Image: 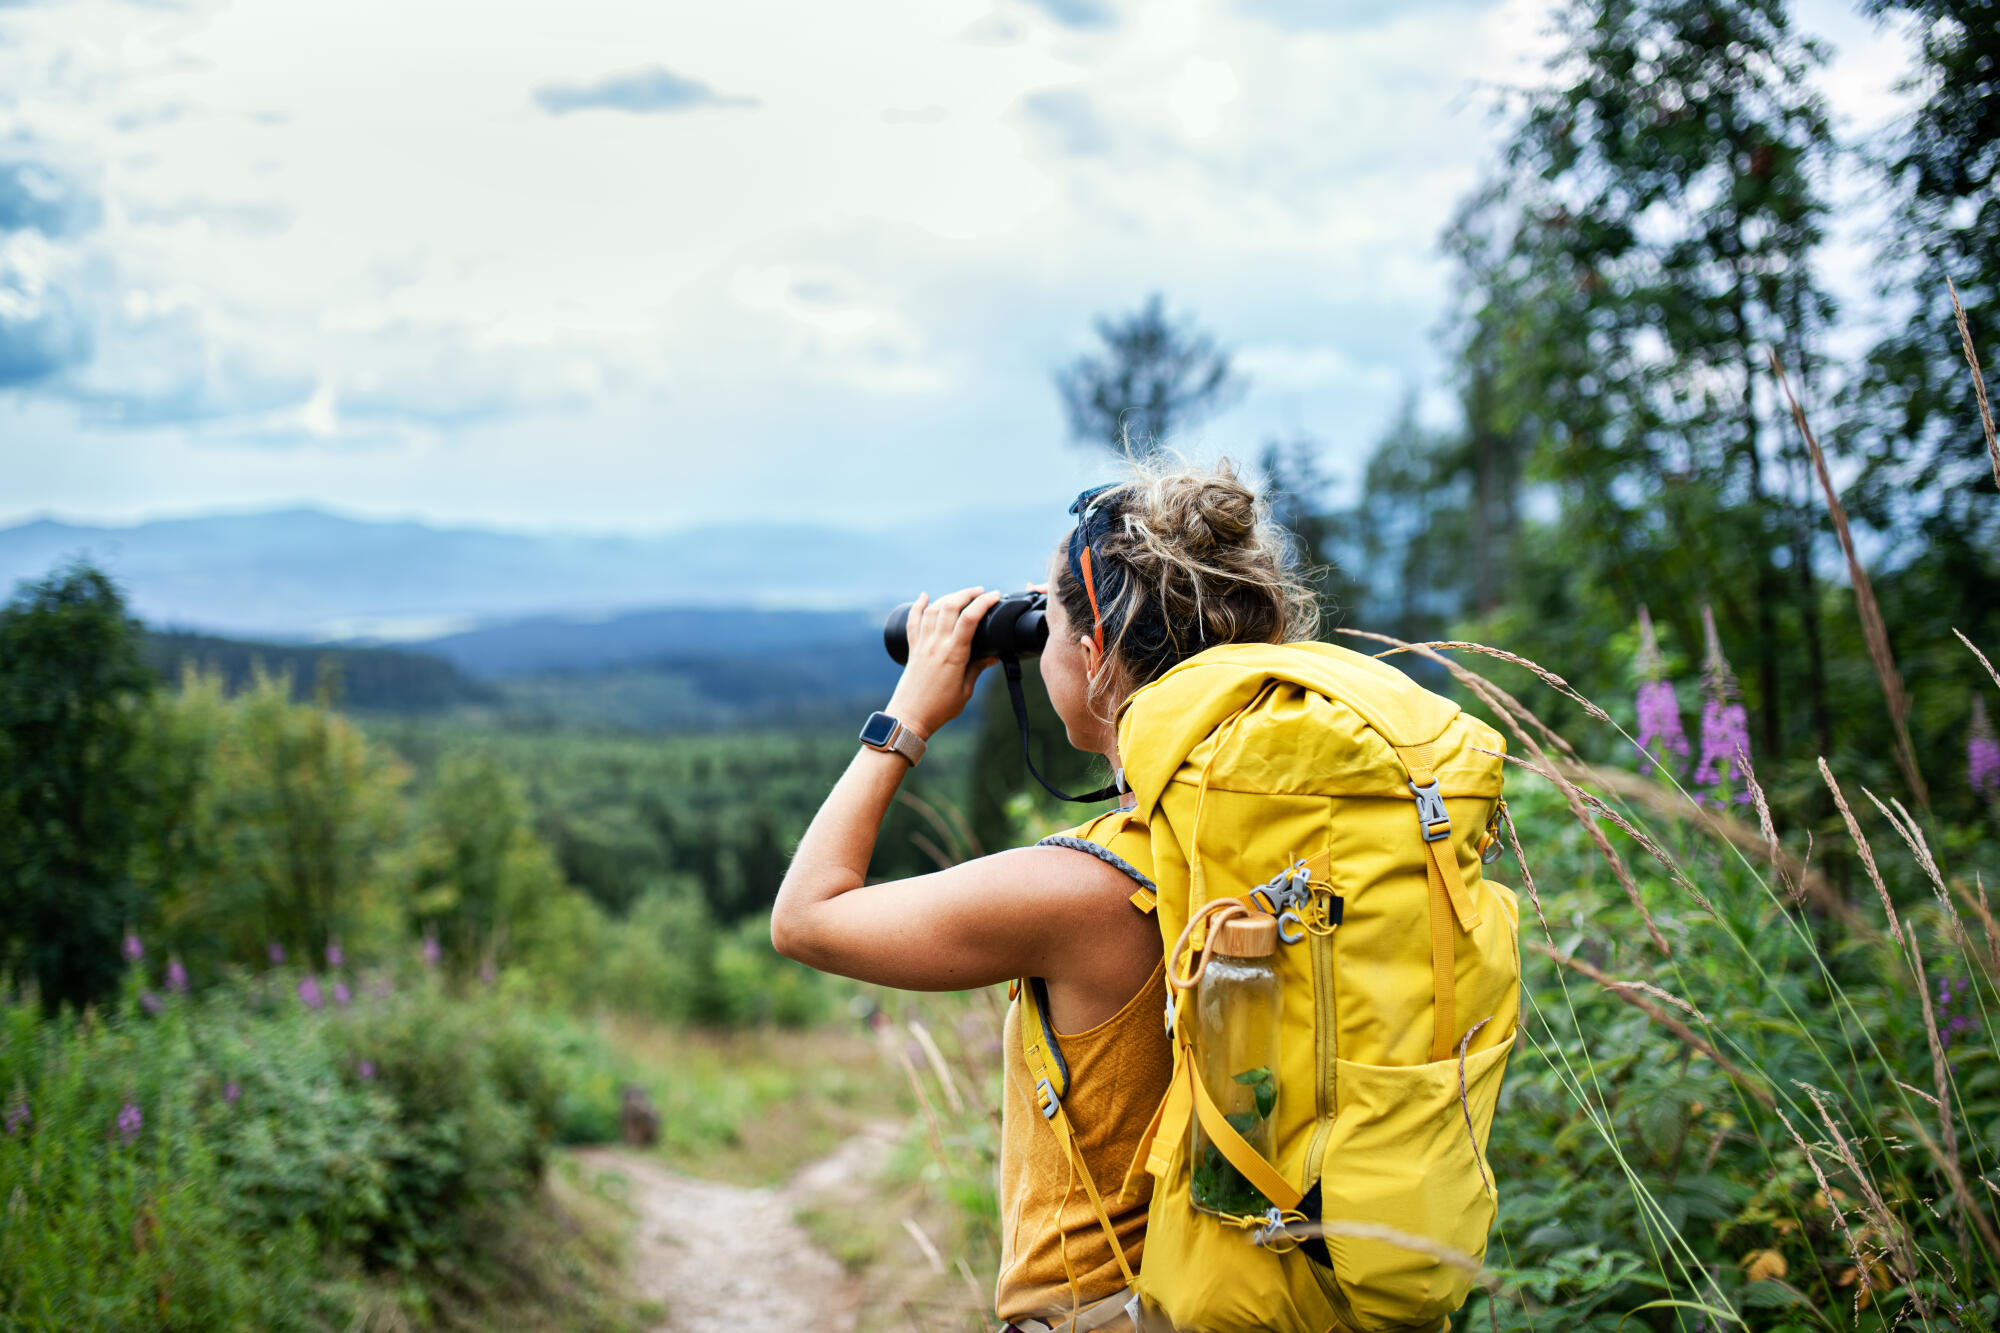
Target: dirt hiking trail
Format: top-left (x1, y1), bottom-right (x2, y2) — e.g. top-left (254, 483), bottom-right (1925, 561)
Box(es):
top-left (573, 1123), bottom-right (901, 1333)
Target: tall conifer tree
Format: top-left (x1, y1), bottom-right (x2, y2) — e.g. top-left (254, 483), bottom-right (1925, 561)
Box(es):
top-left (1449, 0), bottom-right (1838, 762)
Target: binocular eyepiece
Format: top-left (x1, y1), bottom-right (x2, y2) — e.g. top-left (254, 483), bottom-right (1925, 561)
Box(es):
top-left (883, 591), bottom-right (1050, 666)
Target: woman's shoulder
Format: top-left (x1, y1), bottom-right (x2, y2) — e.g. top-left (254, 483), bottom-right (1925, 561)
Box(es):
top-left (1032, 809), bottom-right (1157, 909)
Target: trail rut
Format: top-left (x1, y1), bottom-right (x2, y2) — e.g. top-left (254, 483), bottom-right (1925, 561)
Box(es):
top-left (573, 1125), bottom-right (899, 1333)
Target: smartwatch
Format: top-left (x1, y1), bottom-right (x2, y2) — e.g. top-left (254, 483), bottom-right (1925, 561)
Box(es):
top-left (859, 711), bottom-right (927, 766)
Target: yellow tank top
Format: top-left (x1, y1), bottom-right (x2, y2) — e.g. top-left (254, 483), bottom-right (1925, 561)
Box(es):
top-left (995, 816), bottom-right (1171, 1324)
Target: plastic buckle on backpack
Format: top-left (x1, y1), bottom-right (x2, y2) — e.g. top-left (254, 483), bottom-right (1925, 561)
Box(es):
top-left (1035, 1077), bottom-right (1060, 1120)
top-left (1252, 861), bottom-right (1314, 916)
top-left (1409, 779), bottom-right (1452, 842)
top-left (1252, 1207), bottom-right (1294, 1249)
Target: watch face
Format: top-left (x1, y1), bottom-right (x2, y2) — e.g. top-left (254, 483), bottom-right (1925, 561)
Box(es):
top-left (858, 712), bottom-right (898, 748)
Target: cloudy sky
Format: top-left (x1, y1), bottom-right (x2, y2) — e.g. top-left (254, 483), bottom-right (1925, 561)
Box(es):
top-left (0, 0), bottom-right (1916, 535)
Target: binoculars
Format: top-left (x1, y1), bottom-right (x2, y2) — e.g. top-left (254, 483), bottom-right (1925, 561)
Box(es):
top-left (883, 591), bottom-right (1050, 665)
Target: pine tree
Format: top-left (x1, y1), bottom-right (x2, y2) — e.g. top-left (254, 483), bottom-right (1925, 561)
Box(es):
top-left (1846, 0), bottom-right (2000, 590)
top-left (0, 564), bottom-right (153, 1013)
top-left (1055, 294), bottom-right (1243, 455)
top-left (1450, 0), bottom-right (1839, 763)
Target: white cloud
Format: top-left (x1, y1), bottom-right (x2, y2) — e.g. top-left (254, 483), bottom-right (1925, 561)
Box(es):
top-left (1236, 344), bottom-right (1398, 394)
top-left (0, 0), bottom-right (1920, 532)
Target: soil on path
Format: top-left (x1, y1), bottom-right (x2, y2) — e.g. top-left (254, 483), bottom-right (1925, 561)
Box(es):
top-left (573, 1123), bottom-right (900, 1333)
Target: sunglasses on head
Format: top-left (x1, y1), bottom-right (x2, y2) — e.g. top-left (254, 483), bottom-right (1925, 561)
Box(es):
top-left (1066, 483), bottom-right (1118, 657)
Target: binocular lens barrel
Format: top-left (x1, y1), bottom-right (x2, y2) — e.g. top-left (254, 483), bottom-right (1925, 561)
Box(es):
top-left (883, 591), bottom-right (1050, 666)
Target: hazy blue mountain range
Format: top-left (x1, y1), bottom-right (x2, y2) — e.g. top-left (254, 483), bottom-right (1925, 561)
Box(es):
top-left (0, 506), bottom-right (1067, 641)
top-left (410, 605), bottom-right (885, 678)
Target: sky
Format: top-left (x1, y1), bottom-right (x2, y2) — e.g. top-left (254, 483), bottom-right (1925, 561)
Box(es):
top-left (0, 0), bottom-right (1919, 536)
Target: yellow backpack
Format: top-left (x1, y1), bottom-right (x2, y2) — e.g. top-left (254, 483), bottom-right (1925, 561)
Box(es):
top-left (1019, 642), bottom-right (1520, 1333)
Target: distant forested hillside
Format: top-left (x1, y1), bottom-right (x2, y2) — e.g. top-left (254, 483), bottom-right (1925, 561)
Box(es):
top-left (144, 631), bottom-right (500, 713)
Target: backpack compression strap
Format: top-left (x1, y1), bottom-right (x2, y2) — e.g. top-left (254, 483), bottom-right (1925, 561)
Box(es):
top-left (1394, 743), bottom-right (1481, 1065)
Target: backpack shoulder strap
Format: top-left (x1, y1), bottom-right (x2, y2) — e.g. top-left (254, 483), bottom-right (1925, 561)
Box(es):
top-left (1038, 822), bottom-right (1158, 915)
top-left (1013, 815), bottom-right (1161, 1288)
top-left (1016, 976), bottom-right (1138, 1289)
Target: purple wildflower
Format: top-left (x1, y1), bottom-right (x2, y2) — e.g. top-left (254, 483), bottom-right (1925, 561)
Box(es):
top-left (1634, 608), bottom-right (1690, 777)
top-left (1637, 682), bottom-right (1688, 775)
top-left (421, 932), bottom-right (441, 969)
top-left (116, 1101), bottom-right (143, 1146)
top-left (1938, 974), bottom-right (1979, 1049)
top-left (5, 1099), bottom-right (29, 1136)
top-left (326, 938), bottom-right (344, 970)
top-left (122, 932), bottom-right (143, 964)
top-left (1694, 606), bottom-right (1752, 804)
top-left (165, 956), bottom-right (189, 995)
top-left (267, 941), bottom-right (286, 966)
top-left (139, 991), bottom-right (164, 1016)
top-left (332, 981), bottom-right (352, 1008)
top-left (1971, 697), bottom-right (2000, 796)
top-left (223, 1080), bottom-right (242, 1106)
top-left (297, 975), bottom-right (324, 1011)
top-left (356, 1060), bottom-right (376, 1081)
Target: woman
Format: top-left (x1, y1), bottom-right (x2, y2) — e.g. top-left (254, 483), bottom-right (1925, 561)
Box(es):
top-left (771, 457), bottom-right (1319, 1332)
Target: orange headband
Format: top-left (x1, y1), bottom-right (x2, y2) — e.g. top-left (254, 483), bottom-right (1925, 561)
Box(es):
top-left (1079, 546), bottom-right (1105, 657)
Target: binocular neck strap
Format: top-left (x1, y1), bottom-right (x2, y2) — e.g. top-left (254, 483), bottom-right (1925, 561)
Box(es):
top-left (1001, 656), bottom-right (1128, 805)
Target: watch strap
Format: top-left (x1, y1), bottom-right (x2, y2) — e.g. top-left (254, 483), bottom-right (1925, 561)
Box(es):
top-left (861, 712), bottom-right (927, 766)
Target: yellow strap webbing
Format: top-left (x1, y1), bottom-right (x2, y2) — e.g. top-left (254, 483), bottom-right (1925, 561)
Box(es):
top-left (1423, 842), bottom-right (1458, 1064)
top-left (1394, 743), bottom-right (1476, 1064)
top-left (1185, 1050), bottom-right (1304, 1211)
top-left (1017, 980), bottom-right (1138, 1290)
top-left (1394, 743), bottom-right (1482, 933)
top-left (1132, 1052), bottom-right (1190, 1187)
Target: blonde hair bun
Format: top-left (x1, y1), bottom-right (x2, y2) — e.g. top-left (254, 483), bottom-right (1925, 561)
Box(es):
top-left (1055, 454), bottom-right (1320, 698)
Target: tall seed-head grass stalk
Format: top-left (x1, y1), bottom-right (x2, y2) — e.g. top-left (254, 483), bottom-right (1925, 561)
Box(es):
top-left (1770, 348), bottom-right (1929, 810)
top-left (1946, 278), bottom-right (2000, 494)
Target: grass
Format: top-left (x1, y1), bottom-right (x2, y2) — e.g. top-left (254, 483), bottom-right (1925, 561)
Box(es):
top-left (596, 1013), bottom-right (910, 1186)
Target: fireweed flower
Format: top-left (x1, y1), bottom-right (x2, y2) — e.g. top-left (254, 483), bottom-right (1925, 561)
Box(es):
top-left (4, 1099), bottom-right (29, 1135)
top-left (1634, 606), bottom-right (1688, 776)
top-left (332, 981), bottom-right (352, 1008)
top-left (122, 932), bottom-right (143, 964)
top-left (1694, 605), bottom-right (1752, 804)
top-left (421, 932), bottom-right (441, 969)
top-left (223, 1080), bottom-right (242, 1106)
top-left (1972, 697), bottom-right (2000, 797)
top-left (1939, 975), bottom-right (1979, 1048)
top-left (326, 939), bottom-right (344, 969)
top-left (116, 1101), bottom-right (142, 1146)
top-left (140, 991), bottom-right (164, 1016)
top-left (267, 941), bottom-right (286, 966)
top-left (166, 956), bottom-right (189, 995)
top-left (298, 975), bottom-right (325, 1011)
top-left (357, 1060), bottom-right (376, 1081)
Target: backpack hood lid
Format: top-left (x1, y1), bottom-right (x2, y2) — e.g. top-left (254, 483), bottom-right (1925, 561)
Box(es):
top-left (1114, 641), bottom-right (1463, 821)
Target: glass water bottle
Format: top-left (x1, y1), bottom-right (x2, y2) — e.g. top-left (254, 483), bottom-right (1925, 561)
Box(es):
top-left (1190, 913), bottom-right (1282, 1215)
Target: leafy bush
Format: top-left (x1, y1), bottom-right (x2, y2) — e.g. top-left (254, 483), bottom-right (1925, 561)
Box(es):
top-left (0, 971), bottom-right (642, 1331)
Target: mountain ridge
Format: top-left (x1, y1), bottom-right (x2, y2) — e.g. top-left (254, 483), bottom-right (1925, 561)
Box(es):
top-left (0, 504), bottom-right (1067, 640)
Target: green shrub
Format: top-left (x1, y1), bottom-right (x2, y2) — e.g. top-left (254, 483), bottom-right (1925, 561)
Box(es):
top-left (0, 972), bottom-right (638, 1331)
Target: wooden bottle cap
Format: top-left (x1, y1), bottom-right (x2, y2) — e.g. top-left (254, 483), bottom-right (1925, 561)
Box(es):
top-left (1213, 914), bottom-right (1277, 959)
